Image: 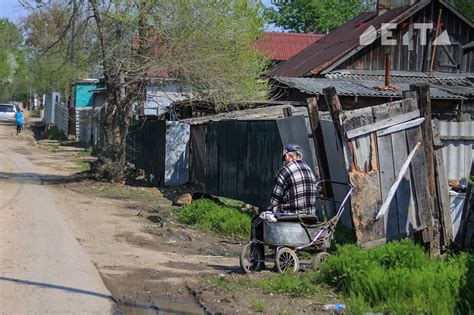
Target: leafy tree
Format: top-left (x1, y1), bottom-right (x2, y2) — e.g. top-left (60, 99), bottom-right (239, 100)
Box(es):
top-left (0, 18), bottom-right (27, 102)
top-left (265, 0), bottom-right (376, 34)
top-left (450, 0), bottom-right (474, 21)
top-left (23, 0), bottom-right (270, 174)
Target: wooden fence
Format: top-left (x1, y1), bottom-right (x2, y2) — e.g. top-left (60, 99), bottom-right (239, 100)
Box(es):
top-left (308, 84), bottom-right (453, 255)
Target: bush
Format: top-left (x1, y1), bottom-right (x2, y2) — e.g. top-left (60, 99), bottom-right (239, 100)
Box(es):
top-left (175, 199), bottom-right (252, 239)
top-left (30, 108), bottom-right (41, 118)
top-left (318, 240), bottom-right (471, 314)
top-left (46, 126), bottom-right (67, 140)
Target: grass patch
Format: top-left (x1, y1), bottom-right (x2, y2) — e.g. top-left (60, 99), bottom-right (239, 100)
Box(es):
top-left (174, 199), bottom-right (252, 239)
top-left (209, 275), bottom-right (252, 292)
top-left (30, 108), bottom-right (41, 118)
top-left (98, 186), bottom-right (152, 199)
top-left (46, 126), bottom-right (67, 140)
top-left (259, 272), bottom-right (320, 298)
top-left (250, 298), bottom-right (267, 312)
top-left (318, 240), bottom-right (472, 314)
top-left (74, 161), bottom-right (91, 172)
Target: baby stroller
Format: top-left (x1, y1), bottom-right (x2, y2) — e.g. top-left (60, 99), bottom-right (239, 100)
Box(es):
top-left (240, 180), bottom-right (353, 273)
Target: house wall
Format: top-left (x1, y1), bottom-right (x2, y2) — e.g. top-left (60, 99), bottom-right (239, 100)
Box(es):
top-left (74, 82), bottom-right (105, 108)
top-left (144, 81), bottom-right (187, 116)
top-left (339, 2), bottom-right (474, 73)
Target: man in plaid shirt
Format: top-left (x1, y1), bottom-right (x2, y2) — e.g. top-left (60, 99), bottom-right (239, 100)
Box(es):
top-left (269, 144), bottom-right (318, 214)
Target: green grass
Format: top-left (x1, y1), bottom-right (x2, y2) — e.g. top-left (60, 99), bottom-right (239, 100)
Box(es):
top-left (209, 275), bottom-right (252, 292)
top-left (174, 199), bottom-right (252, 239)
top-left (98, 186), bottom-right (152, 199)
top-left (259, 272), bottom-right (320, 298)
top-left (318, 240), bottom-right (473, 314)
top-left (250, 298), bottom-right (267, 312)
top-left (74, 161), bottom-right (91, 172)
top-left (30, 108), bottom-right (41, 118)
top-left (46, 126), bottom-right (67, 140)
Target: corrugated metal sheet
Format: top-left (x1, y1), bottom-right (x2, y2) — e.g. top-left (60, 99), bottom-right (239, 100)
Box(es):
top-left (206, 117), bottom-right (315, 209)
top-left (206, 120), bottom-right (283, 208)
top-left (165, 121), bottom-right (190, 186)
top-left (274, 76), bottom-right (465, 100)
top-left (54, 101), bottom-right (69, 136)
top-left (439, 120), bottom-right (474, 180)
top-left (127, 120), bottom-right (166, 184)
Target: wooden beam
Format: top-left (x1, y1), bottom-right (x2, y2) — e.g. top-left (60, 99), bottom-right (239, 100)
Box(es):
top-left (377, 118), bottom-right (425, 136)
top-left (346, 110), bottom-right (420, 139)
top-left (306, 97), bottom-right (330, 181)
top-left (432, 120), bottom-right (454, 248)
top-left (376, 142), bottom-right (421, 220)
top-left (410, 83), bottom-right (440, 256)
top-left (323, 87), bottom-right (345, 143)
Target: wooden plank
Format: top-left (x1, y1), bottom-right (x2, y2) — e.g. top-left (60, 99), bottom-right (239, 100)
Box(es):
top-left (346, 110), bottom-right (420, 139)
top-left (350, 171), bottom-right (384, 244)
top-left (376, 142), bottom-right (421, 220)
top-left (410, 84), bottom-right (441, 256)
top-left (377, 118), bottom-right (425, 136)
top-left (406, 127), bottom-right (434, 246)
top-left (377, 133), bottom-right (399, 240)
top-left (432, 120), bottom-right (453, 247)
top-left (391, 130), bottom-right (417, 238)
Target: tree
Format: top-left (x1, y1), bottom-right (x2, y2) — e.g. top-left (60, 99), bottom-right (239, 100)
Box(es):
top-left (23, 0), bottom-right (270, 172)
top-left (450, 0), bottom-right (474, 21)
top-left (265, 0), bottom-right (376, 34)
top-left (0, 18), bottom-right (27, 102)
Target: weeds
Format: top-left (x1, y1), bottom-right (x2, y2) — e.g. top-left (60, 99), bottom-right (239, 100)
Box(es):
top-left (259, 272), bottom-right (320, 298)
top-left (30, 108), bottom-right (41, 118)
top-left (46, 126), bottom-right (67, 140)
top-left (98, 186), bottom-right (152, 199)
top-left (318, 240), bottom-right (471, 314)
top-left (174, 199), bottom-right (252, 239)
top-left (74, 161), bottom-right (91, 172)
top-left (250, 299), bottom-right (266, 312)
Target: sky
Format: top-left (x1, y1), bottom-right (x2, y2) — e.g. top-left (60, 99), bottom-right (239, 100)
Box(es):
top-left (0, 0), bottom-right (25, 22)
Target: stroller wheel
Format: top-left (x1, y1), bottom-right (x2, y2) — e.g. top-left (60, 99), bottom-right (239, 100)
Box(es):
top-left (275, 247), bottom-right (299, 273)
top-left (312, 252), bottom-right (331, 269)
top-left (240, 242), bottom-right (264, 274)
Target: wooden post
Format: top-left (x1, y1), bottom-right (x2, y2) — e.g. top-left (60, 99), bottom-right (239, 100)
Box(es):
top-left (306, 97), bottom-right (331, 183)
top-left (282, 106), bottom-right (292, 118)
top-left (410, 83), bottom-right (441, 255)
top-left (323, 87), bottom-right (345, 143)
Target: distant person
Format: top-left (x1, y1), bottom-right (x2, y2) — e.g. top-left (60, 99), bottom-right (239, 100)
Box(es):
top-left (16, 109), bottom-right (24, 135)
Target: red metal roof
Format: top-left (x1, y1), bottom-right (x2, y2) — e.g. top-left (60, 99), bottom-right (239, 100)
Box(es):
top-left (269, 1), bottom-right (432, 77)
top-left (255, 32), bottom-right (323, 61)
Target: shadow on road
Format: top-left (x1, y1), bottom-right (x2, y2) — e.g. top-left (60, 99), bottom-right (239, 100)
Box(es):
top-left (0, 275), bottom-right (196, 314)
top-left (0, 171), bottom-right (92, 185)
top-left (0, 276), bottom-right (113, 301)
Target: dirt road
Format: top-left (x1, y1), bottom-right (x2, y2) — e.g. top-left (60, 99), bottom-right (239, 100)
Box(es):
top-left (0, 123), bottom-right (114, 314)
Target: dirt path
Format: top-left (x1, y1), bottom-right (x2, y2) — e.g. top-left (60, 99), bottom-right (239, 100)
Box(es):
top-left (0, 123), bottom-right (114, 314)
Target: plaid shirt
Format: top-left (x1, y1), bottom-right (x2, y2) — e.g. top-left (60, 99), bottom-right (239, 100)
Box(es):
top-left (270, 160), bottom-right (318, 214)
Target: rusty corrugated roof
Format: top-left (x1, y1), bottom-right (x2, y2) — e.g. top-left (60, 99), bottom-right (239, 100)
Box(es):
top-left (268, 1), bottom-right (431, 77)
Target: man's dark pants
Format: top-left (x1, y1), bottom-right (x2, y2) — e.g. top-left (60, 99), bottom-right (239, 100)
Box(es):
top-left (16, 124), bottom-right (22, 134)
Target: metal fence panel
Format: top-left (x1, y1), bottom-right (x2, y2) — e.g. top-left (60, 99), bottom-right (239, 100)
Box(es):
top-left (206, 120), bottom-right (282, 208)
top-left (54, 101), bottom-right (69, 136)
top-left (127, 120), bottom-right (166, 184)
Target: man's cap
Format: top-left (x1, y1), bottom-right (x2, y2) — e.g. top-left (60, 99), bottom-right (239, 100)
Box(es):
top-left (283, 143), bottom-right (302, 154)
